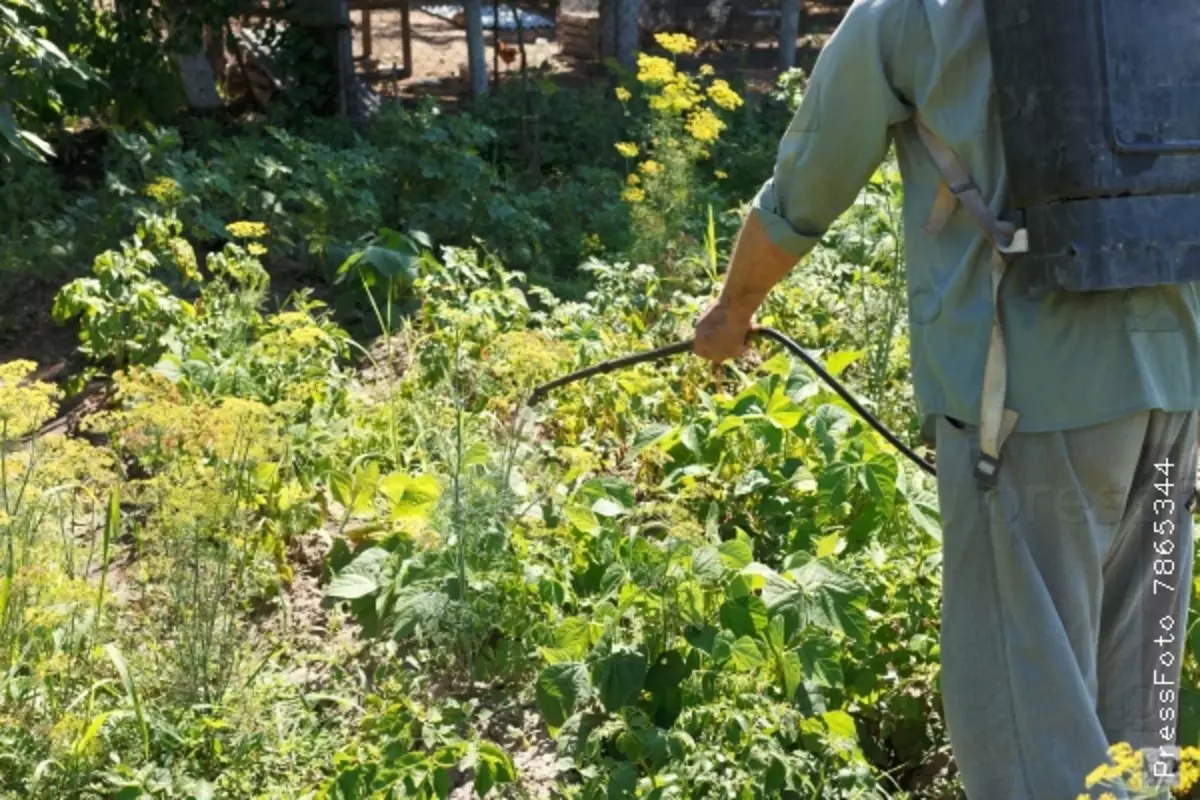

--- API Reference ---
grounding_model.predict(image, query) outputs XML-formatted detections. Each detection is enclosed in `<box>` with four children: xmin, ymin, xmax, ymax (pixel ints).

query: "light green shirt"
<box><xmin>752</xmin><ymin>0</ymin><xmax>1200</xmax><ymax>433</ymax></box>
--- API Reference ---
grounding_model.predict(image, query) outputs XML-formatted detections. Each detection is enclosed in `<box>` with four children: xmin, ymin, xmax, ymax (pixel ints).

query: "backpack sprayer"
<box><xmin>523</xmin><ymin>326</ymin><xmax>937</xmax><ymax>477</ymax></box>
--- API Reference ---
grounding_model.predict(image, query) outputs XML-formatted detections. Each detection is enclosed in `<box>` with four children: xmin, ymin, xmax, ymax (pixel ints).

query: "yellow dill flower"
<box><xmin>0</xmin><ymin>360</ymin><xmax>59</xmax><ymax>439</ymax></box>
<box><xmin>248</xmin><ymin>242</ymin><xmax>268</xmax><ymax>257</ymax></box>
<box><xmin>143</xmin><ymin>176</ymin><xmax>183</xmax><ymax>206</ymax></box>
<box><xmin>714</xmin><ymin>170</ymin><xmax>728</xmax><ymax>180</ymax></box>
<box><xmin>615</xmin><ymin>141</ymin><xmax>640</xmax><ymax>158</ymax></box>
<box><xmin>707</xmin><ymin>79</ymin><xmax>744</xmax><ymax>110</ymax></box>
<box><xmin>686</xmin><ymin>107</ymin><xmax>725</xmax><ymax>143</ymax></box>
<box><xmin>615</xmin><ymin>87</ymin><xmax>632</xmax><ymax>103</ymax></box>
<box><xmin>622</xmin><ymin>186</ymin><xmax>646</xmax><ymax>204</ymax></box>
<box><xmin>636</xmin><ymin>53</ymin><xmax>676</xmax><ymax>86</ymax></box>
<box><xmin>226</xmin><ymin>220</ymin><xmax>269</xmax><ymax>239</ymax></box>
<box><xmin>626</xmin><ymin>173</ymin><xmax>640</xmax><ymax>186</ymax></box>
<box><xmin>655</xmin><ymin>32</ymin><xmax>697</xmax><ymax>55</ymax></box>
<box><xmin>639</xmin><ymin>160</ymin><xmax>664</xmax><ymax>176</ymax></box>
<box><xmin>168</xmin><ymin>237</ymin><xmax>200</xmax><ymax>281</ymax></box>
<box><xmin>699</xmin><ymin>64</ymin><xmax>715</xmax><ymax>77</ymax></box>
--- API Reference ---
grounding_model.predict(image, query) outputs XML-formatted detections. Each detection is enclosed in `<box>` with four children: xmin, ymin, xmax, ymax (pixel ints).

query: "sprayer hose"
<box><xmin>526</xmin><ymin>326</ymin><xmax>937</xmax><ymax>477</ymax></box>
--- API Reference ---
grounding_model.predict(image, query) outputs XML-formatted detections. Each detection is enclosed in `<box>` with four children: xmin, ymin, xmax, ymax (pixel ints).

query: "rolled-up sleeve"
<box><xmin>753</xmin><ymin>0</ymin><xmax>912</xmax><ymax>258</ymax></box>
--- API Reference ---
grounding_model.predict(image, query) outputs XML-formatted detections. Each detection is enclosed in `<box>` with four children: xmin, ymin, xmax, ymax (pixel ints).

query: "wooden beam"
<box><xmin>778</xmin><ymin>0</ymin><xmax>801</xmax><ymax>72</ymax></box>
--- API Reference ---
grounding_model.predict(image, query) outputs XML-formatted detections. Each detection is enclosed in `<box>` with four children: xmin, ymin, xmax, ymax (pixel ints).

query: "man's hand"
<box><xmin>693</xmin><ymin>299</ymin><xmax>754</xmax><ymax>364</ymax></box>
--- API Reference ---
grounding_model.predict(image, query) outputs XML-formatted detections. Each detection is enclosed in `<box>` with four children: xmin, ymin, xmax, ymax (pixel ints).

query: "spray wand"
<box><xmin>524</xmin><ymin>326</ymin><xmax>937</xmax><ymax>477</ymax></box>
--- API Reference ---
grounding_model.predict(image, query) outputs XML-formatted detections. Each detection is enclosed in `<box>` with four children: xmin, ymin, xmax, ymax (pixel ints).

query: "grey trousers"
<box><xmin>933</xmin><ymin>410</ymin><xmax>1197</xmax><ymax>800</ymax></box>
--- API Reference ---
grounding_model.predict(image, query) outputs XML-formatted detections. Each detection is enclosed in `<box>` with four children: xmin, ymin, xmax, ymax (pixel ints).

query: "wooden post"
<box><xmin>362</xmin><ymin>9</ymin><xmax>372</xmax><ymax>61</ymax></box>
<box><xmin>615</xmin><ymin>0</ymin><xmax>640</xmax><ymax>69</ymax></box>
<box><xmin>464</xmin><ymin>0</ymin><xmax>489</xmax><ymax>97</ymax></box>
<box><xmin>778</xmin><ymin>0</ymin><xmax>801</xmax><ymax>72</ymax></box>
<box><xmin>599</xmin><ymin>0</ymin><xmax>616</xmax><ymax>61</ymax></box>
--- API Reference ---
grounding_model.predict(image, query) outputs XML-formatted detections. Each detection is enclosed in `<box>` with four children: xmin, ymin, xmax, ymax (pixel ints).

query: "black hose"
<box><xmin>525</xmin><ymin>326</ymin><xmax>937</xmax><ymax>477</ymax></box>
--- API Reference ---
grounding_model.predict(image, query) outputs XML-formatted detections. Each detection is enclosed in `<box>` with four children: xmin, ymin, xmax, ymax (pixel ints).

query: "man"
<box><xmin>692</xmin><ymin>1</ymin><xmax>1200</xmax><ymax>798</ymax></box>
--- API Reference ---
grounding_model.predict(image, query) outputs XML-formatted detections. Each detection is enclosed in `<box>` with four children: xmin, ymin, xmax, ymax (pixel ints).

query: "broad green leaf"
<box><xmin>378</xmin><ymin>473</ymin><xmax>442</xmax><ymax>520</ymax></box>
<box><xmin>765</xmin><ymin>390</ymin><xmax>803</xmax><ymax>430</ymax></box>
<box><xmin>551</xmin><ymin>617</ymin><xmax>591</xmax><ymax>660</ymax></box>
<box><xmin>825</xmin><ymin>349</ymin><xmax>866</xmax><ymax>378</ymax></box>
<box><xmin>579</xmin><ymin>476</ymin><xmax>636</xmax><ymax>509</ymax></box>
<box><xmin>719</xmin><ymin>595</ymin><xmax>768</xmax><ymax>638</ymax></box>
<box><xmin>908</xmin><ymin>497</ymin><xmax>943</xmax><ymax>543</ymax></box>
<box><xmin>815</xmin><ymin>533</ymin><xmax>842</xmax><ymax>559</ymax></box>
<box><xmin>779</xmin><ymin>651</ymin><xmax>803</xmax><ymax>699</ymax></box>
<box><xmin>325</xmin><ymin>573</ymin><xmax>378</xmax><ymax>600</ymax></box>
<box><xmin>821</xmin><ymin>709</ymin><xmax>859</xmax><ymax>744</ymax></box>
<box><xmin>760</xmin><ymin>352</ymin><xmax>792</xmax><ymax>377</ymax></box>
<box><xmin>680</xmin><ymin>424</ymin><xmax>703</xmax><ymax>456</ymax></box>
<box><xmin>593</xmin><ymin>651</ymin><xmax>647</xmax><ymax>712</ymax></box>
<box><xmin>565</xmin><ymin>504</ymin><xmax>600</xmax><ymax>534</ymax></box>
<box><xmin>798</xmin><ymin>636</ymin><xmax>842</xmax><ymax>687</ymax></box>
<box><xmin>625</xmin><ymin>423</ymin><xmax>673</xmax><ymax>462</ymax></box>
<box><xmin>535</xmin><ymin>662</ymin><xmax>591</xmax><ymax>728</ymax></box>
<box><xmin>763</xmin><ymin>561</ymin><xmax>867</xmax><ymax>642</ymax></box>
<box><xmin>691</xmin><ymin>546</ymin><xmax>724</xmax><ymax>586</ymax></box>
<box><xmin>862</xmin><ymin>454</ymin><xmax>898</xmax><ymax>513</ymax></box>
<box><xmin>592</xmin><ymin>498</ymin><xmax>625</xmax><ymax>518</ymax></box>
<box><xmin>729</xmin><ymin>636</ymin><xmax>766</xmax><ymax>671</ymax></box>
<box><xmin>717</xmin><ymin>539</ymin><xmax>753</xmax><ymax>570</ymax></box>
<box><xmin>714</xmin><ymin>416</ymin><xmax>745</xmax><ymax>436</ymax></box>
<box><xmin>392</xmin><ymin>590</ymin><xmax>449</xmax><ymax>639</ymax></box>
<box><xmin>474</xmin><ymin>741</ymin><xmax>516</xmax><ymax>796</ymax></box>
<box><xmin>733</xmin><ymin>469</ymin><xmax>770</xmax><ymax>497</ymax></box>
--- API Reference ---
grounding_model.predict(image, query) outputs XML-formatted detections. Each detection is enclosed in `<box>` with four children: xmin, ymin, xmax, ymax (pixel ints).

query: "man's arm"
<box><xmin>694</xmin><ymin>0</ymin><xmax>912</xmax><ymax>364</ymax></box>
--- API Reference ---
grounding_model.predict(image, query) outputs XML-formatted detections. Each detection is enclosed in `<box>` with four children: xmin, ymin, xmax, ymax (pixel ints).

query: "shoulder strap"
<box><xmin>910</xmin><ymin>111</ymin><xmax>1024</xmax><ymax>489</ymax></box>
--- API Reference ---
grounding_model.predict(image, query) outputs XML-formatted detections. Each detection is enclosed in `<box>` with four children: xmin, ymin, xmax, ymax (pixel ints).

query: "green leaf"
<box><xmin>798</xmin><ymin>636</ymin><xmax>842</xmax><ymax>687</ymax></box>
<box><xmin>733</xmin><ymin>469</ymin><xmax>770</xmax><ymax>497</ymax></box>
<box><xmin>779</xmin><ymin>650</ymin><xmax>803</xmax><ymax>699</ymax></box>
<box><xmin>391</xmin><ymin>590</ymin><xmax>449</xmax><ymax>639</ymax></box>
<box><xmin>474</xmin><ymin>741</ymin><xmax>516</xmax><ymax>796</ymax></box>
<box><xmin>825</xmin><ymin>349</ymin><xmax>866</xmax><ymax>378</ymax></box>
<box><xmin>862</xmin><ymin>454</ymin><xmax>898</xmax><ymax>514</ymax></box>
<box><xmin>680</xmin><ymin>424</ymin><xmax>703</xmax><ymax>456</ymax></box>
<box><xmin>691</xmin><ymin>546</ymin><xmax>724</xmax><ymax>586</ymax></box>
<box><xmin>325</xmin><ymin>573</ymin><xmax>378</xmax><ymax>600</ymax></box>
<box><xmin>536</xmin><ymin>662</ymin><xmax>591</xmax><ymax>728</ymax></box>
<box><xmin>541</xmin><ymin>616</ymin><xmax>591</xmax><ymax>662</ymax></box>
<box><xmin>592</xmin><ymin>498</ymin><xmax>626</xmax><ymax>518</ymax></box>
<box><xmin>821</xmin><ymin>709</ymin><xmax>859</xmax><ymax>744</ymax></box>
<box><xmin>719</xmin><ymin>595</ymin><xmax>768</xmax><ymax>638</ymax></box>
<box><xmin>592</xmin><ymin>651</ymin><xmax>647</xmax><ymax>712</ymax></box>
<box><xmin>729</xmin><ymin>636</ymin><xmax>766</xmax><ymax>671</ymax></box>
<box><xmin>763</xmin><ymin>560</ymin><xmax>867</xmax><ymax>642</ymax></box>
<box><xmin>815</xmin><ymin>533</ymin><xmax>842</xmax><ymax>559</ymax></box>
<box><xmin>378</xmin><ymin>473</ymin><xmax>442</xmax><ymax>520</ymax></box>
<box><xmin>718</xmin><ymin>539</ymin><xmax>753</xmax><ymax>570</ymax></box>
<box><xmin>765</xmin><ymin>389</ymin><xmax>803</xmax><ymax>430</ymax></box>
<box><xmin>565</xmin><ymin>504</ymin><xmax>600</xmax><ymax>534</ymax></box>
<box><xmin>625</xmin><ymin>423</ymin><xmax>673</xmax><ymax>462</ymax></box>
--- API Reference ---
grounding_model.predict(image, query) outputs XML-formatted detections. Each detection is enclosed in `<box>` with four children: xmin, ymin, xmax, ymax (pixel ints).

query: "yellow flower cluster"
<box><xmin>655</xmin><ymin>32</ymin><xmax>697</xmax><ymax>55</ymax></box>
<box><xmin>615</xmin><ymin>87</ymin><xmax>632</xmax><ymax>103</ymax></box>
<box><xmin>686</xmin><ymin>107</ymin><xmax>726</xmax><ymax>144</ymax></box>
<box><xmin>636</xmin><ymin>53</ymin><xmax>676</xmax><ymax>86</ymax></box>
<box><xmin>248</xmin><ymin>242</ymin><xmax>268</xmax><ymax>257</ymax></box>
<box><xmin>699</xmin><ymin>64</ymin><xmax>715</xmax><ymax>77</ymax></box>
<box><xmin>0</xmin><ymin>360</ymin><xmax>59</xmax><ymax>439</ymax></box>
<box><xmin>226</xmin><ymin>220</ymin><xmax>269</xmax><ymax>240</ymax></box>
<box><xmin>650</xmin><ymin>75</ymin><xmax>704</xmax><ymax>114</ymax></box>
<box><xmin>615</xmin><ymin>141</ymin><xmax>640</xmax><ymax>158</ymax></box>
<box><xmin>707</xmin><ymin>79</ymin><xmax>744</xmax><ymax>111</ymax></box>
<box><xmin>622</xmin><ymin>186</ymin><xmax>646</xmax><ymax>204</ymax></box>
<box><xmin>627</xmin><ymin>173</ymin><xmax>640</xmax><ymax>186</ymax></box>
<box><xmin>143</xmin><ymin>176</ymin><xmax>184</xmax><ymax>206</ymax></box>
<box><xmin>168</xmin><ymin>236</ymin><xmax>201</xmax><ymax>281</ymax></box>
<box><xmin>639</xmin><ymin>160</ymin><xmax>664</xmax><ymax>176</ymax></box>
<box><xmin>1077</xmin><ymin>743</ymin><xmax>1200</xmax><ymax>798</ymax></box>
